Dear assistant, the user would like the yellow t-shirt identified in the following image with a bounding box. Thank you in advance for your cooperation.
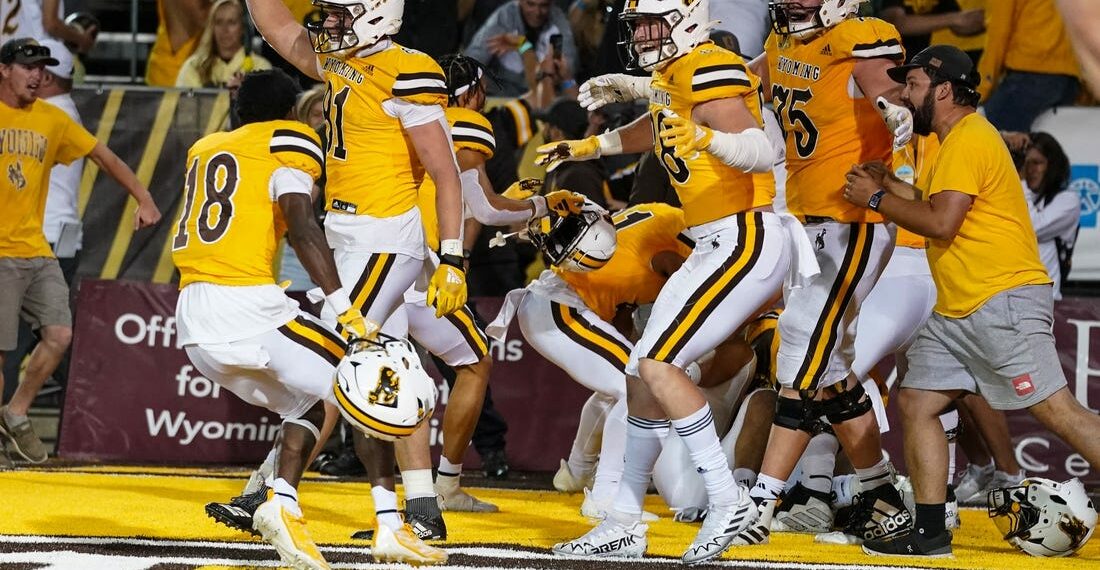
[418,107,496,251]
[0,99,97,258]
[924,113,1050,317]
[557,203,692,322]
[764,18,905,223]
[175,47,273,88]
[145,0,203,87]
[318,43,447,218]
[172,120,324,287]
[649,41,772,227]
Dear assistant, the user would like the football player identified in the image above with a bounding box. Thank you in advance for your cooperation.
[244,0,470,563]
[488,202,691,521]
[172,69,372,570]
[535,0,793,562]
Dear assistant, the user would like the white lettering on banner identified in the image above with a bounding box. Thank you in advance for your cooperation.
[428,417,442,447]
[489,339,524,362]
[114,313,179,348]
[1015,436,1094,478]
[1068,318,1100,413]
[145,409,280,445]
[175,365,221,399]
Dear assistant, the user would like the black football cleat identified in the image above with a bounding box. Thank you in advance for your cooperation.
[205,485,270,536]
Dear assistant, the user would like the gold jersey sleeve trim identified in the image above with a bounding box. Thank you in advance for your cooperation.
[392,71,448,98]
[850,38,905,60]
[451,120,496,157]
[691,63,752,92]
[270,128,324,175]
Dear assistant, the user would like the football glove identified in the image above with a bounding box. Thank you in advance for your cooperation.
[578,73,653,111]
[535,136,601,172]
[876,96,913,149]
[544,190,586,216]
[336,307,379,340]
[501,178,544,200]
[427,255,468,318]
[659,113,713,159]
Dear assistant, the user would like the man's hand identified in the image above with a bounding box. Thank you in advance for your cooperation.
[487,32,525,57]
[501,178,543,200]
[950,9,985,36]
[658,113,713,159]
[876,97,913,149]
[427,256,468,318]
[544,190,586,215]
[860,160,890,186]
[135,199,162,229]
[336,307,379,340]
[844,164,883,207]
[535,136,601,171]
[578,74,652,111]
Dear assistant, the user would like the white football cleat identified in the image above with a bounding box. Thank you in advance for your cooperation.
[435,479,498,512]
[683,491,759,564]
[372,523,448,565]
[580,488,659,522]
[729,497,774,547]
[252,498,330,570]
[552,517,647,558]
[553,459,595,493]
[772,483,834,533]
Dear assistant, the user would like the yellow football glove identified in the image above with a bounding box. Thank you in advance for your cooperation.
[501,178,544,200]
[544,190,586,216]
[534,136,601,172]
[659,114,713,159]
[427,257,468,318]
[336,307,379,340]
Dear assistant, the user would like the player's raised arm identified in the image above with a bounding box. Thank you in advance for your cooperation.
[244,0,321,80]
[534,113,654,171]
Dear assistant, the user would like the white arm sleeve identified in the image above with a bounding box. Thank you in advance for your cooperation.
[460,169,536,225]
[269,167,314,201]
[705,127,775,173]
[381,98,446,128]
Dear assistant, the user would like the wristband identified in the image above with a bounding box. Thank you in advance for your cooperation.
[561,79,577,89]
[596,131,623,156]
[529,195,548,217]
[325,287,353,315]
[517,41,533,55]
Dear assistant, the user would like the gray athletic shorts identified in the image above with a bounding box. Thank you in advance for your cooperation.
[0,256,72,350]
[903,284,1066,410]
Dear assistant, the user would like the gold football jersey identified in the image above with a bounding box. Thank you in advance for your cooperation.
[0,99,97,258]
[558,203,693,322]
[648,42,773,228]
[419,106,496,251]
[318,44,447,218]
[172,120,324,287]
[764,18,904,223]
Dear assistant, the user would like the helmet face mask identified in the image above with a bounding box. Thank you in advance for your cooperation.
[988,477,1097,557]
[769,0,863,39]
[618,0,711,72]
[307,0,403,54]
[527,203,617,272]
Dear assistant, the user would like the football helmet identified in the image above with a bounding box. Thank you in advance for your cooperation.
[769,0,865,39]
[333,334,437,441]
[307,0,404,54]
[527,200,617,272]
[619,0,713,71]
[988,477,1097,557]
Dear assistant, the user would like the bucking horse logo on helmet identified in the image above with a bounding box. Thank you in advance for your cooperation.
[368,366,400,408]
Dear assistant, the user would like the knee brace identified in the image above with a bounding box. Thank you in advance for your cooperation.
[819,381,873,424]
[283,417,321,443]
[773,395,819,433]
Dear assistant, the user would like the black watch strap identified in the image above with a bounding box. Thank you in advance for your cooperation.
[439,253,465,269]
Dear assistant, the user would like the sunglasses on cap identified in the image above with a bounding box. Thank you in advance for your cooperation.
[1,41,57,65]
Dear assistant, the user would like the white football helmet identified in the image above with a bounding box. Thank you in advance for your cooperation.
[332,334,437,441]
[307,0,403,54]
[527,201,617,272]
[769,0,865,39]
[988,477,1097,557]
[619,0,713,71]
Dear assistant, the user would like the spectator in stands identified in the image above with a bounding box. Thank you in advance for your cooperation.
[146,0,211,87]
[0,0,96,54]
[539,98,608,208]
[979,0,1080,132]
[1019,132,1081,299]
[466,0,578,97]
[567,0,612,81]
[175,0,271,89]
[880,0,986,65]
[710,0,770,57]
[1056,0,1100,99]
[294,84,326,131]
[0,38,161,466]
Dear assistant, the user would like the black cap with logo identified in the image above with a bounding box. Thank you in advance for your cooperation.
[537,98,589,140]
[887,44,979,90]
[0,38,60,66]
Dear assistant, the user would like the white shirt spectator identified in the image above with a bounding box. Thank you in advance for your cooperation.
[710,0,770,58]
[0,0,64,45]
[38,38,83,253]
[1024,184,1081,300]
[465,0,578,96]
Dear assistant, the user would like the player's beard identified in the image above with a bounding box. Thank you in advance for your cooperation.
[911,89,936,136]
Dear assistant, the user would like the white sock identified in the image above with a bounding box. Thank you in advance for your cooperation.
[438,456,462,480]
[402,469,435,500]
[798,433,839,494]
[568,394,611,478]
[855,456,892,492]
[259,447,278,486]
[591,398,627,502]
[750,473,786,501]
[832,474,858,508]
[2,407,27,427]
[947,442,957,486]
[672,404,740,507]
[371,486,402,530]
[272,478,302,517]
[733,468,757,489]
[612,416,669,518]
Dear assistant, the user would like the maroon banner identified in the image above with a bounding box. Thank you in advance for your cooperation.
[58,280,590,468]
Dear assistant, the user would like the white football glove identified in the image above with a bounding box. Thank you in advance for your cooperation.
[876,96,913,149]
[578,74,653,111]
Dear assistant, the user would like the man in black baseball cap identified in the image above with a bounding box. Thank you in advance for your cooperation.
[0,38,60,66]
[886,45,981,137]
[0,38,60,109]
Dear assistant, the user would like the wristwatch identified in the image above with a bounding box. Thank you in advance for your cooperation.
[868,189,887,211]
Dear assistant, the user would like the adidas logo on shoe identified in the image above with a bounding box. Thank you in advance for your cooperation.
[864,505,913,540]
